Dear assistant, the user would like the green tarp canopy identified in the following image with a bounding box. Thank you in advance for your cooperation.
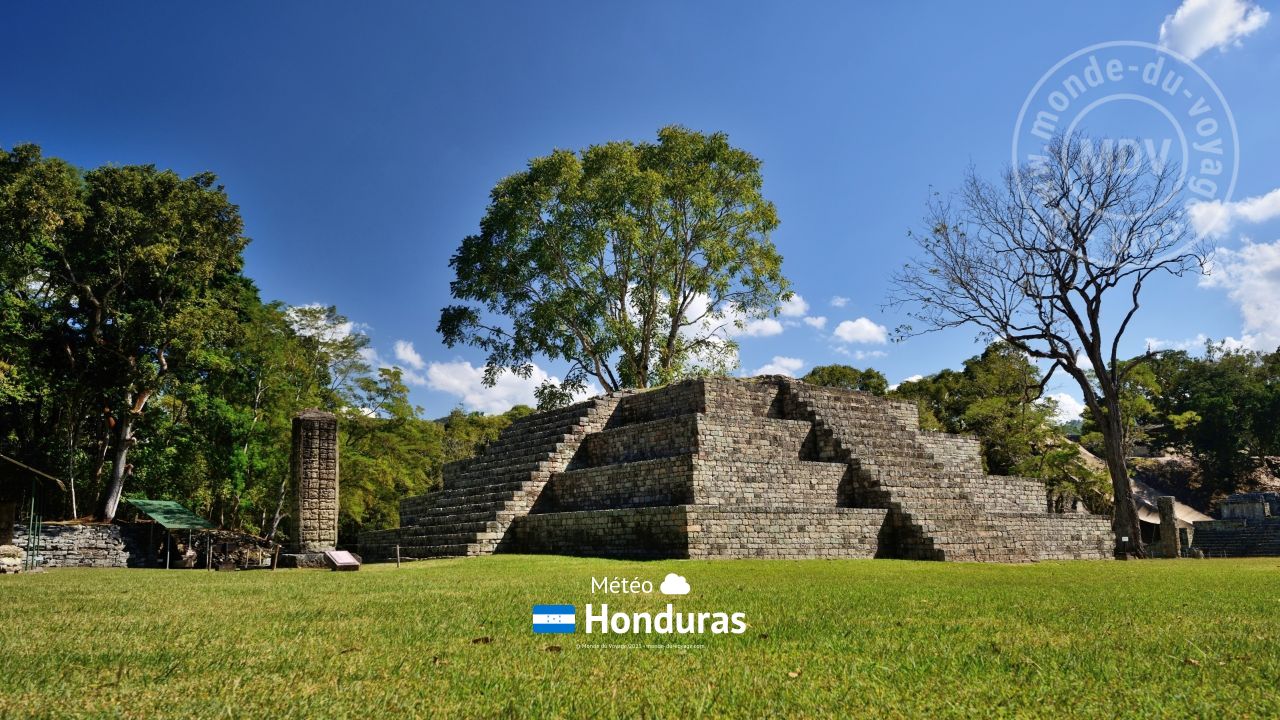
[126,499,214,530]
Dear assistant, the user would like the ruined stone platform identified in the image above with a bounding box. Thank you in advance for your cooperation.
[359,377,1112,562]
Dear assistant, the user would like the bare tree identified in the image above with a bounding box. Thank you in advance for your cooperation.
[890,134,1205,557]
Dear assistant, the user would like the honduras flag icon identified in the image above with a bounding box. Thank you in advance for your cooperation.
[532,604,576,634]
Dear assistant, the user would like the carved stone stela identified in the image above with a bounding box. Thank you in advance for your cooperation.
[291,410,339,554]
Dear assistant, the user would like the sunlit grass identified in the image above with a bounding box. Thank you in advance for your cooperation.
[2,556,1279,718]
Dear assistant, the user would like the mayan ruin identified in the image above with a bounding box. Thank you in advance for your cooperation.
[360,377,1113,562]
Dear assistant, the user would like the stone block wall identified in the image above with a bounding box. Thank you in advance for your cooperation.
[916,432,985,474]
[550,456,695,511]
[11,523,142,568]
[606,381,705,428]
[573,414,700,468]
[507,506,690,559]
[955,476,1050,514]
[686,507,888,559]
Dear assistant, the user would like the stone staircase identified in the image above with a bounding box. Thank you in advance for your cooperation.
[782,381,1111,562]
[359,392,625,559]
[1192,519,1280,557]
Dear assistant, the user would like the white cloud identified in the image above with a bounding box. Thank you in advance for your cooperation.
[1147,333,1256,353]
[361,345,428,386]
[779,294,809,317]
[287,303,364,343]
[734,317,785,337]
[752,356,805,377]
[683,292,784,341]
[425,360,596,414]
[833,347,888,361]
[1189,187,1280,238]
[833,317,889,344]
[1159,0,1270,60]
[1044,392,1087,425]
[830,295,849,308]
[802,316,827,330]
[887,374,924,392]
[393,340,426,370]
[659,573,690,595]
[1199,239,1280,351]
[1145,333,1214,352]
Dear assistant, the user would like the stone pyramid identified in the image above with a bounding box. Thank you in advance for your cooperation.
[359,377,1113,562]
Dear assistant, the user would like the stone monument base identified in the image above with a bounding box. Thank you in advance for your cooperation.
[277,552,330,569]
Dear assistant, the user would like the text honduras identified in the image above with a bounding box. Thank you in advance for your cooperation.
[585,603,746,634]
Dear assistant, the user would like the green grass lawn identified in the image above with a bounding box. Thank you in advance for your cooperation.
[2,556,1279,719]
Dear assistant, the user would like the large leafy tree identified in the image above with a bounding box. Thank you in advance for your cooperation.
[2,144,542,544]
[0,146,89,514]
[440,126,789,404]
[0,145,250,521]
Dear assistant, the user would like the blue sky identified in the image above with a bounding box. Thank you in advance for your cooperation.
[4,1,1278,417]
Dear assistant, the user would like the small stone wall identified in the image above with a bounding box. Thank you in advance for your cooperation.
[916,432,985,474]
[11,523,141,569]
[955,475,1050,514]
[686,507,888,559]
[549,456,695,511]
[507,506,690,559]
[1007,515,1115,561]
[573,414,700,468]
[606,381,705,428]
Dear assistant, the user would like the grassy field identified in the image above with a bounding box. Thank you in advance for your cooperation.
[2,556,1279,719]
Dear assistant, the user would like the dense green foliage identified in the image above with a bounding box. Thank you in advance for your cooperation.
[889,342,1280,507]
[0,145,249,521]
[800,364,888,395]
[1082,345,1280,500]
[890,343,1107,507]
[440,126,789,406]
[4,556,1280,718]
[0,145,524,545]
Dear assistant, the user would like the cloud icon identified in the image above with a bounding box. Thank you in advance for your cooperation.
[659,573,690,595]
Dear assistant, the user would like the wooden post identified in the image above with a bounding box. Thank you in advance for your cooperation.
[165,529,171,570]
[271,544,280,571]
[395,544,401,569]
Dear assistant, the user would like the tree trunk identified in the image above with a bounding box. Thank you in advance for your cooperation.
[98,414,134,522]
[1102,404,1145,558]
[265,472,289,543]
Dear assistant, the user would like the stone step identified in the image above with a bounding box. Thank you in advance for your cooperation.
[404,499,526,526]
[401,481,528,511]
[395,542,474,558]
[572,414,699,468]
